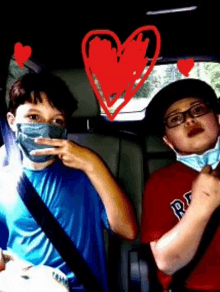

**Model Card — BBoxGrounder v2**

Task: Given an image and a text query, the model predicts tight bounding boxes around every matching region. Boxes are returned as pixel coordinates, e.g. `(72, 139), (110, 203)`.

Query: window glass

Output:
(5, 58), (41, 109)
(97, 62), (220, 121)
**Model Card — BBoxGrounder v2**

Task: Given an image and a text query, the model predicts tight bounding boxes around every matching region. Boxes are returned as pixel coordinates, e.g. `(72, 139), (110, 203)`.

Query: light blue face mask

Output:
(175, 137), (220, 172)
(16, 123), (68, 163)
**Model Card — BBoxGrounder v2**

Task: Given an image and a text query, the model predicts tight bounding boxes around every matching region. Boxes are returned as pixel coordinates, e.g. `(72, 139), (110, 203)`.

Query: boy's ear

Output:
(6, 112), (16, 132)
(163, 135), (175, 151)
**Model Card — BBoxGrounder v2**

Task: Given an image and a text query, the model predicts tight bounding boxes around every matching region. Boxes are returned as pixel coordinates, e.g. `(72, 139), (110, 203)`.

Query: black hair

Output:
(145, 79), (220, 136)
(8, 72), (78, 124)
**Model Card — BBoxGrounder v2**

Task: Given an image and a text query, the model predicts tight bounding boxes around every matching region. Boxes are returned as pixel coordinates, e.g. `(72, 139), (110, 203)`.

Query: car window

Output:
(98, 61), (220, 121)
(6, 58), (220, 123)
(5, 58), (42, 109)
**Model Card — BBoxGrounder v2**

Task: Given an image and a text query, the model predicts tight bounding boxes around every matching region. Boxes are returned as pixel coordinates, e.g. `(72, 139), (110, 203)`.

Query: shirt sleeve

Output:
(0, 175), (9, 249)
(141, 172), (177, 243)
(0, 177), (6, 223)
(101, 207), (111, 230)
(84, 172), (112, 232)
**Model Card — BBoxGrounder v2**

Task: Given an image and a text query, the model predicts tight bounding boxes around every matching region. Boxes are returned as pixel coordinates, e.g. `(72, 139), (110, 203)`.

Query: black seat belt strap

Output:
(16, 171), (104, 292)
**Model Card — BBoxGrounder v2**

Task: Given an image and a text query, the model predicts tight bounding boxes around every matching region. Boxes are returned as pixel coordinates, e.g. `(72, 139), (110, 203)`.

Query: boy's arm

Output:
(32, 138), (138, 241)
(83, 151), (138, 240)
(150, 165), (220, 275)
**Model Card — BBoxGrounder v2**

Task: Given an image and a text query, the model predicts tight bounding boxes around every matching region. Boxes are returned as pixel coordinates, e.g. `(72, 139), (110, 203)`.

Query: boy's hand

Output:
(30, 138), (96, 173)
(0, 248), (5, 271)
(0, 254), (68, 292)
(0, 249), (16, 272)
(191, 163), (220, 216)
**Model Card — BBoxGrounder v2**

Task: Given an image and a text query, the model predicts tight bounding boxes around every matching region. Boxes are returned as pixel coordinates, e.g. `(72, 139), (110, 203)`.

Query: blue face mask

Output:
(175, 137), (220, 172)
(16, 123), (68, 163)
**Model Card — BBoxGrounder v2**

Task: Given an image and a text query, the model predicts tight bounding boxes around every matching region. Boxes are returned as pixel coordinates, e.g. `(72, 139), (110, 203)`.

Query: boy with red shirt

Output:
(141, 79), (220, 291)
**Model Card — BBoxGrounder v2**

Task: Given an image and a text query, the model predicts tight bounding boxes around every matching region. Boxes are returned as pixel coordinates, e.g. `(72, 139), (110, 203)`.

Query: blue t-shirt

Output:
(0, 160), (111, 291)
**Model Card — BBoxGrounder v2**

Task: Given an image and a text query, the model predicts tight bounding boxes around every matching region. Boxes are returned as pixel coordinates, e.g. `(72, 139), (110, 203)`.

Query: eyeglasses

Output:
(163, 102), (212, 129)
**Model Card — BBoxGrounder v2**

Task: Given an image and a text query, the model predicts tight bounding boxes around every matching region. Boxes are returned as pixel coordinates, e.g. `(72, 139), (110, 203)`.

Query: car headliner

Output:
(5, 2), (220, 71)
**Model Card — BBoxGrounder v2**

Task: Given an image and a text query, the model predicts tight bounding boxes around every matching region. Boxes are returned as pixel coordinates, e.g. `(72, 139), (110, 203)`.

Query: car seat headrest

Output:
(53, 68), (100, 118)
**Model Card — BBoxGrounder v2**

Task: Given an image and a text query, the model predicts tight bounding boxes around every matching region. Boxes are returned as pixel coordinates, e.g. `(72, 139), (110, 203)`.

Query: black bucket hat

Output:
(145, 78), (219, 136)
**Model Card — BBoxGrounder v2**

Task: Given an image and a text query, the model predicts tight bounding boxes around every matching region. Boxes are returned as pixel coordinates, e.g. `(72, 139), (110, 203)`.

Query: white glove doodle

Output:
(0, 249), (69, 292)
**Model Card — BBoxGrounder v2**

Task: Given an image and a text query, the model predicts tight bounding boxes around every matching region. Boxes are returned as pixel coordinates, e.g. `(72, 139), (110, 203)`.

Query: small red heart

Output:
(177, 58), (194, 77)
(82, 26), (161, 121)
(14, 42), (32, 69)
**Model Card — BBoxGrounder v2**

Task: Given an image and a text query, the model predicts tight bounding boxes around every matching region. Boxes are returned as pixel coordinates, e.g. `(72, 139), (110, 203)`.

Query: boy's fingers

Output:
(2, 250), (16, 260)
(34, 138), (64, 146)
(201, 165), (212, 174)
(30, 148), (59, 156)
(0, 248), (5, 271)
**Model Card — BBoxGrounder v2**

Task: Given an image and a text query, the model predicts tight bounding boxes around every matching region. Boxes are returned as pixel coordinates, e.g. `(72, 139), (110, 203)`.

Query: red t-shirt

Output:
(141, 161), (220, 291)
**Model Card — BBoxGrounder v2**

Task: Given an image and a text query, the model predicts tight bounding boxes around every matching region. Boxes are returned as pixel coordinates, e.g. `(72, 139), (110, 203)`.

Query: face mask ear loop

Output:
(163, 136), (175, 151)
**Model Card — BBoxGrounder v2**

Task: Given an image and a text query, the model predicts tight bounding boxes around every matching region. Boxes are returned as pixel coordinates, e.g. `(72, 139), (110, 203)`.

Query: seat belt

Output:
(169, 205), (220, 291)
(16, 171), (104, 292)
(129, 244), (163, 292)
(0, 115), (104, 292)
(0, 109), (22, 166)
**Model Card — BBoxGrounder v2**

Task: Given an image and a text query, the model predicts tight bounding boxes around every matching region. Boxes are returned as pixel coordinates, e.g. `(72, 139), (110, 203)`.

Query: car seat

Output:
(52, 68), (145, 292)
(128, 131), (175, 292)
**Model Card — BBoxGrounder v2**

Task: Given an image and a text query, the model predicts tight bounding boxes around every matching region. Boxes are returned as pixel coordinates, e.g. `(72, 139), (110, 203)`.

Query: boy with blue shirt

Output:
(0, 72), (138, 291)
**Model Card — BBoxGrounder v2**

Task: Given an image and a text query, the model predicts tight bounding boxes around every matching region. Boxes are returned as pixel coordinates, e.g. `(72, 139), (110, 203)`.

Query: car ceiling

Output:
(4, 1), (220, 71)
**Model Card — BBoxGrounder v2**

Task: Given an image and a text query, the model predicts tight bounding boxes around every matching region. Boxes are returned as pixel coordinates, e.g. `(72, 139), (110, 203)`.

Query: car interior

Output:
(0, 2), (219, 291)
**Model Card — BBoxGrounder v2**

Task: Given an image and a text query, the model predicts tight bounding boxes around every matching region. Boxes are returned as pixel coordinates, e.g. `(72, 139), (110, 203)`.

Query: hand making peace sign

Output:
(30, 138), (96, 173)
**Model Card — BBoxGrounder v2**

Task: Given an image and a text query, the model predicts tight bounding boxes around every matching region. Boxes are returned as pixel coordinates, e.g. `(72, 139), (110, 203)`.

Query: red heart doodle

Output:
(177, 58), (194, 77)
(82, 26), (161, 121)
(14, 42), (32, 69)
